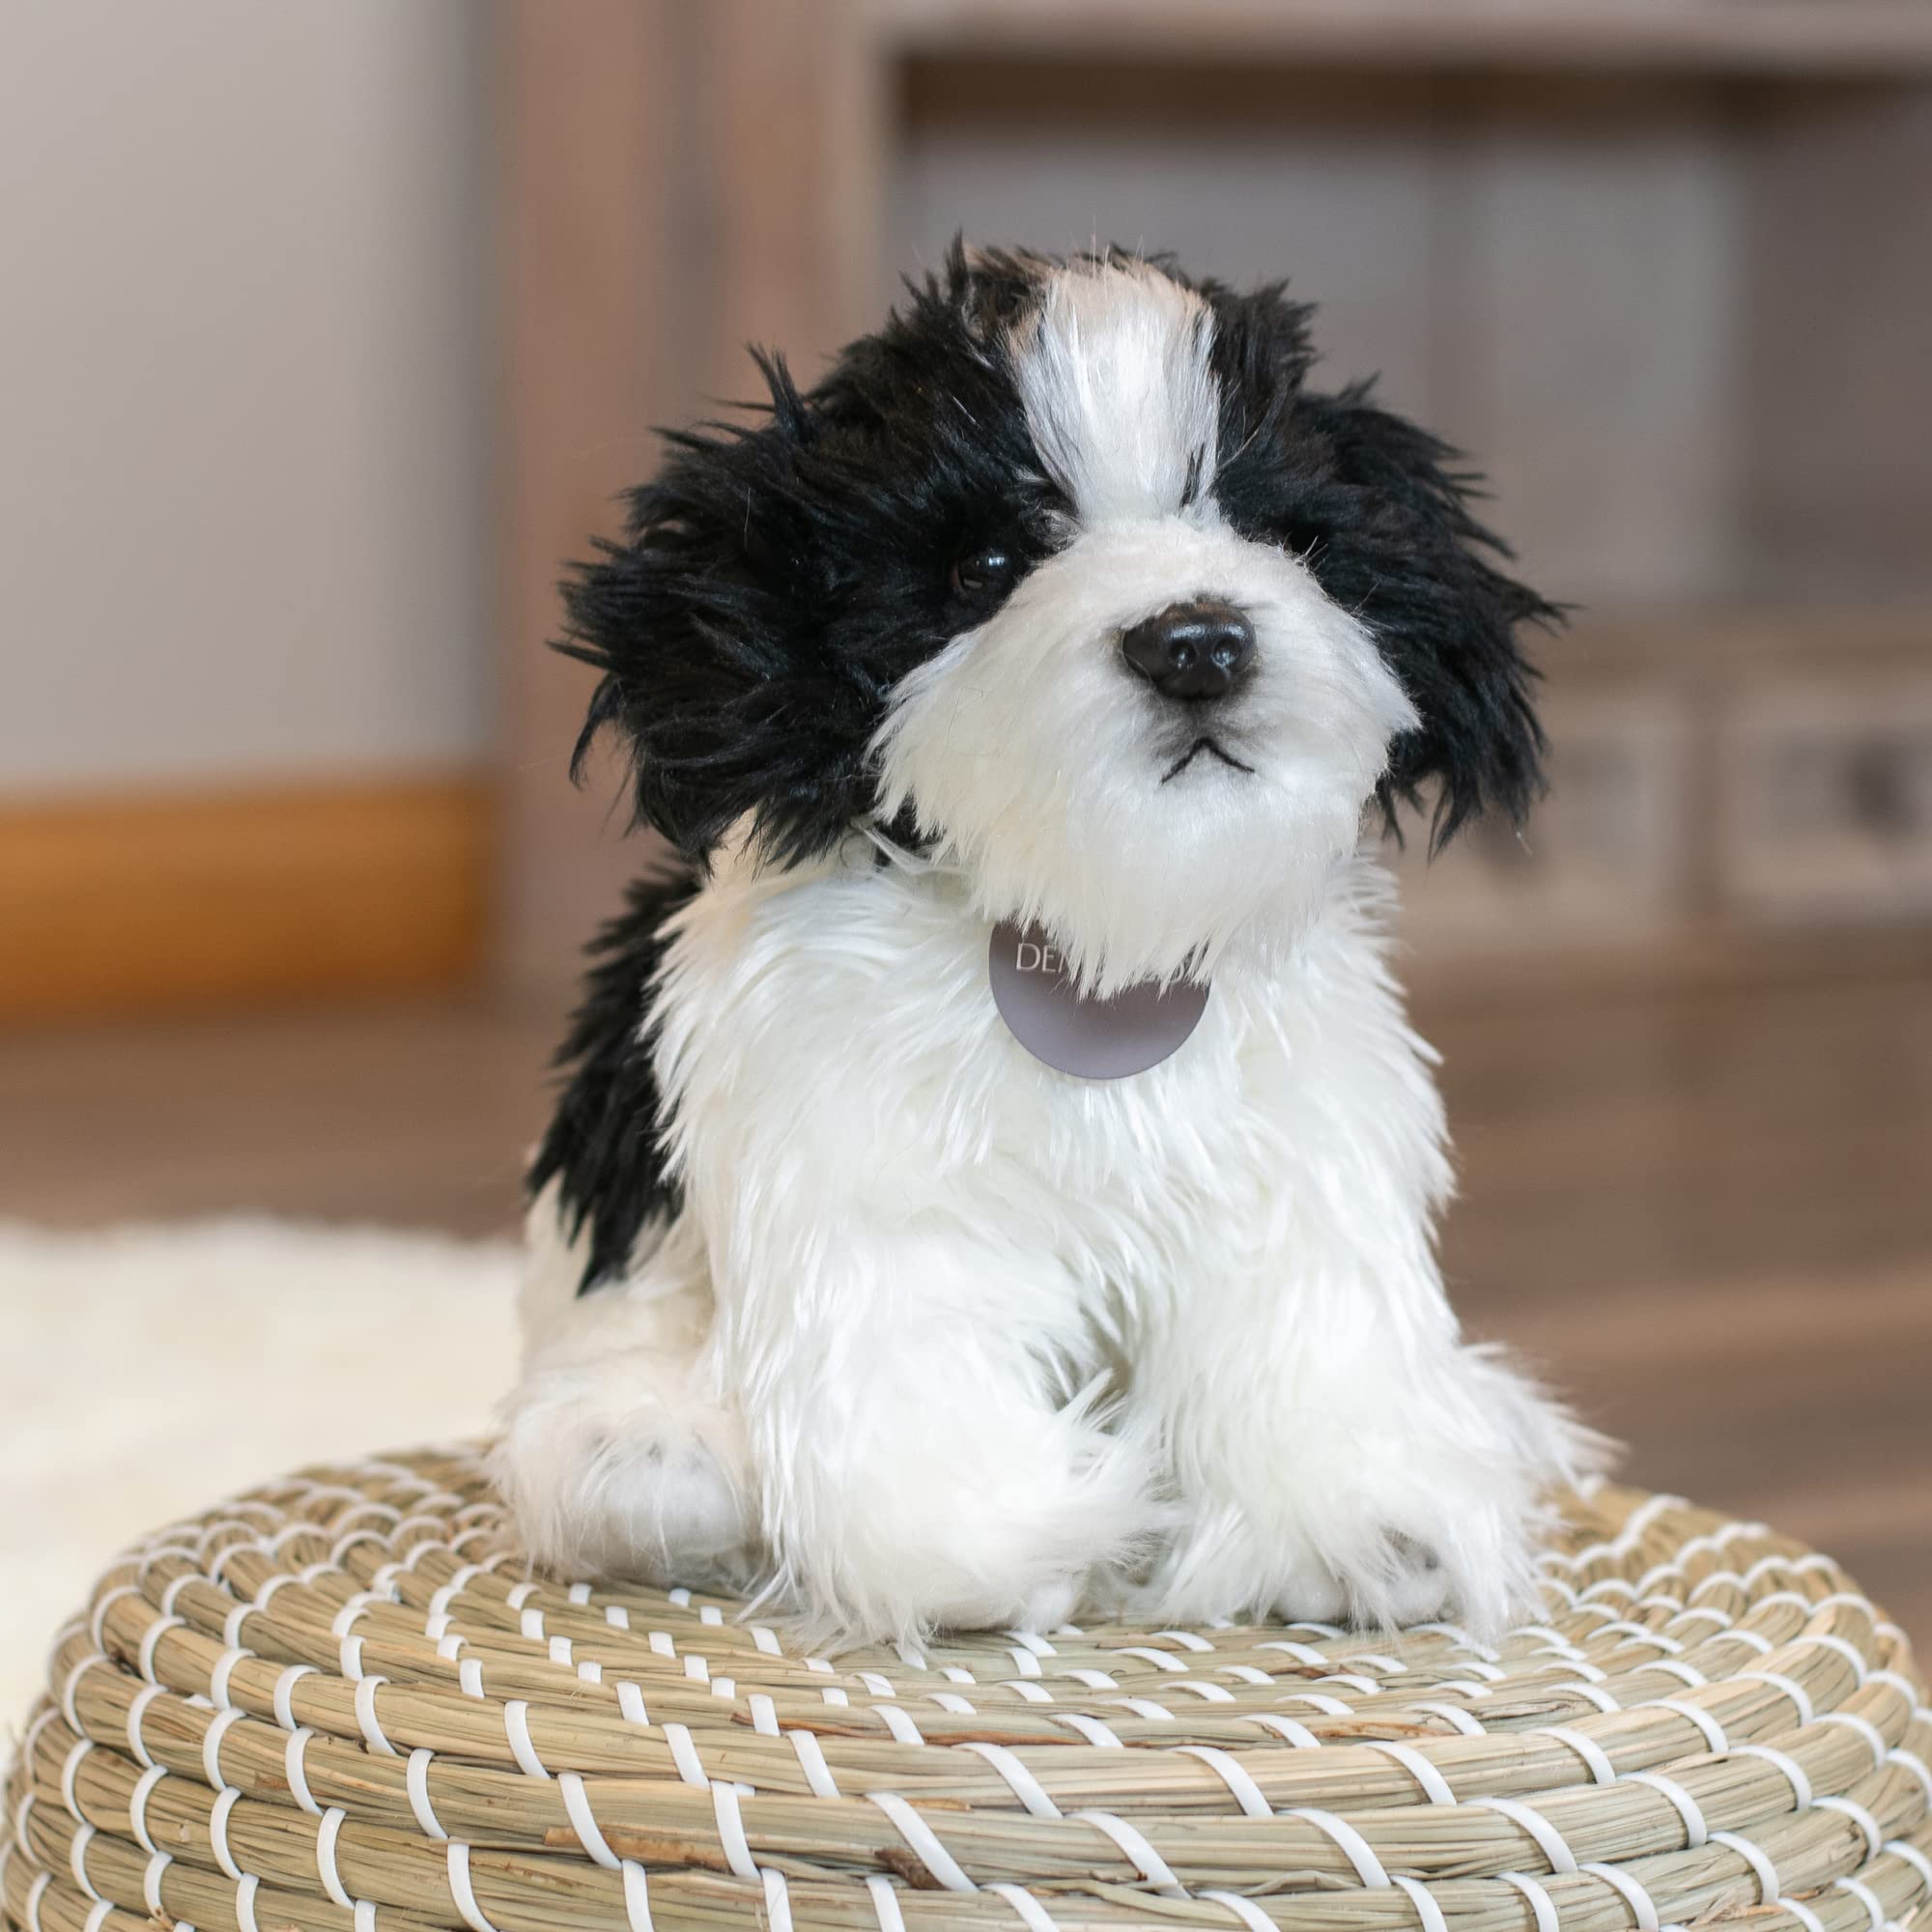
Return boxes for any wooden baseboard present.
[0,775,489,1023]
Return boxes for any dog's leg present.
[492,1185,754,1587]
[1128,1283,1602,1638]
[718,1218,1151,1643]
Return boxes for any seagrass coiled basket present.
[6,1445,1929,1932]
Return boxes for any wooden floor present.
[2,971,1926,1640]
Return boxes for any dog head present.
[564,244,1553,989]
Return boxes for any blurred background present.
[2,0,1928,1696]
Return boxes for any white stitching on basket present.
[868,1792,978,1891]
[128,1766,166,1856]
[959,1742,1062,1818]
[272,1662,316,1730]
[1534,1725,1616,1787]
[762,1867,794,1932]
[1886,1839,1932,1892]
[316,1807,353,1909]
[877,1706,926,1746]
[137,1616,184,1685]
[558,1771,619,1869]
[58,1740,92,1823]
[1392,1873,1450,1932]
[987,1881,1065,1932]
[620,1859,654,1932]
[1202,1891,1274,1932]
[1623,1770,1709,1847]
[1176,1744,1272,1817]
[867,1872,908,1932]
[142,1849,171,1917]
[446,1842,498,1932]
[1469,1797,1578,1875]
[202,1706,242,1790]
[56,1662,99,1739]
[407,1747,447,1840]
[1280,1807,1388,1888]
[502,1699,550,1779]
[789,1730,842,1798]
[88,1588,138,1652]
[1817,1712,1887,1769]
[663,1720,707,1786]
[209,1644,252,1710]
[1076,1808,1188,1895]
[1580,1858,1661,1930]
[1778,1895,1827,1932]
[1710,1827,1779,1901]
[354,1675,397,1755]
[69,1821,99,1899]
[710,1780,758,1880]
[1366,1742,1457,1806]
[1833,1876,1886,1932]
[208,1788,242,1882]
[1498,1869,1559,1932]
[1729,1744,1813,1811]
[1796,1634,1871,1683]
[1814,1797,1884,1863]
[1739,1671,1817,1726]
[1053,1712,1124,1747]
[1408,1701,1486,1736]
[284,1727,321,1815]
[1645,1695,1728,1754]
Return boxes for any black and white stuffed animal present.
[494,244,1604,1643]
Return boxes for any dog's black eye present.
[949,544,1020,604]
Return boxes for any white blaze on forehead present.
[1009,259,1219,525]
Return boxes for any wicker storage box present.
[6,1445,1927,1932]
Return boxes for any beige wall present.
[0,0,487,796]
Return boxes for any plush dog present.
[494,244,1604,1643]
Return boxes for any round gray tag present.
[988,920,1209,1080]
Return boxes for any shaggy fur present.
[497,243,1604,1643]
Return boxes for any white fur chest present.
[652,838,1454,1343]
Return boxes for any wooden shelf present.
[878,0,1932,75]
[1556,595,1932,683]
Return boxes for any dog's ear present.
[557,354,874,866]
[1295,383,1557,850]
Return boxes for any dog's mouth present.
[1159,736,1257,784]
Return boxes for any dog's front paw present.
[1289,1425,1560,1637]
[1139,1480,1539,1637]
[1139,1344,1602,1638]
[1306,1523,1482,1633]
[492,1359,755,1588]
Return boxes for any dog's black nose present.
[1120,599,1256,700]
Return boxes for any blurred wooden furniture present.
[0,778,486,1024]
[496,0,1932,995]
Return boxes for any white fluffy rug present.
[0,1218,518,1728]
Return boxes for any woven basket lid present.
[5,1445,1928,1932]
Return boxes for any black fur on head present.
[557,241,1555,868]
[558,246,1062,867]
[1203,280,1556,847]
